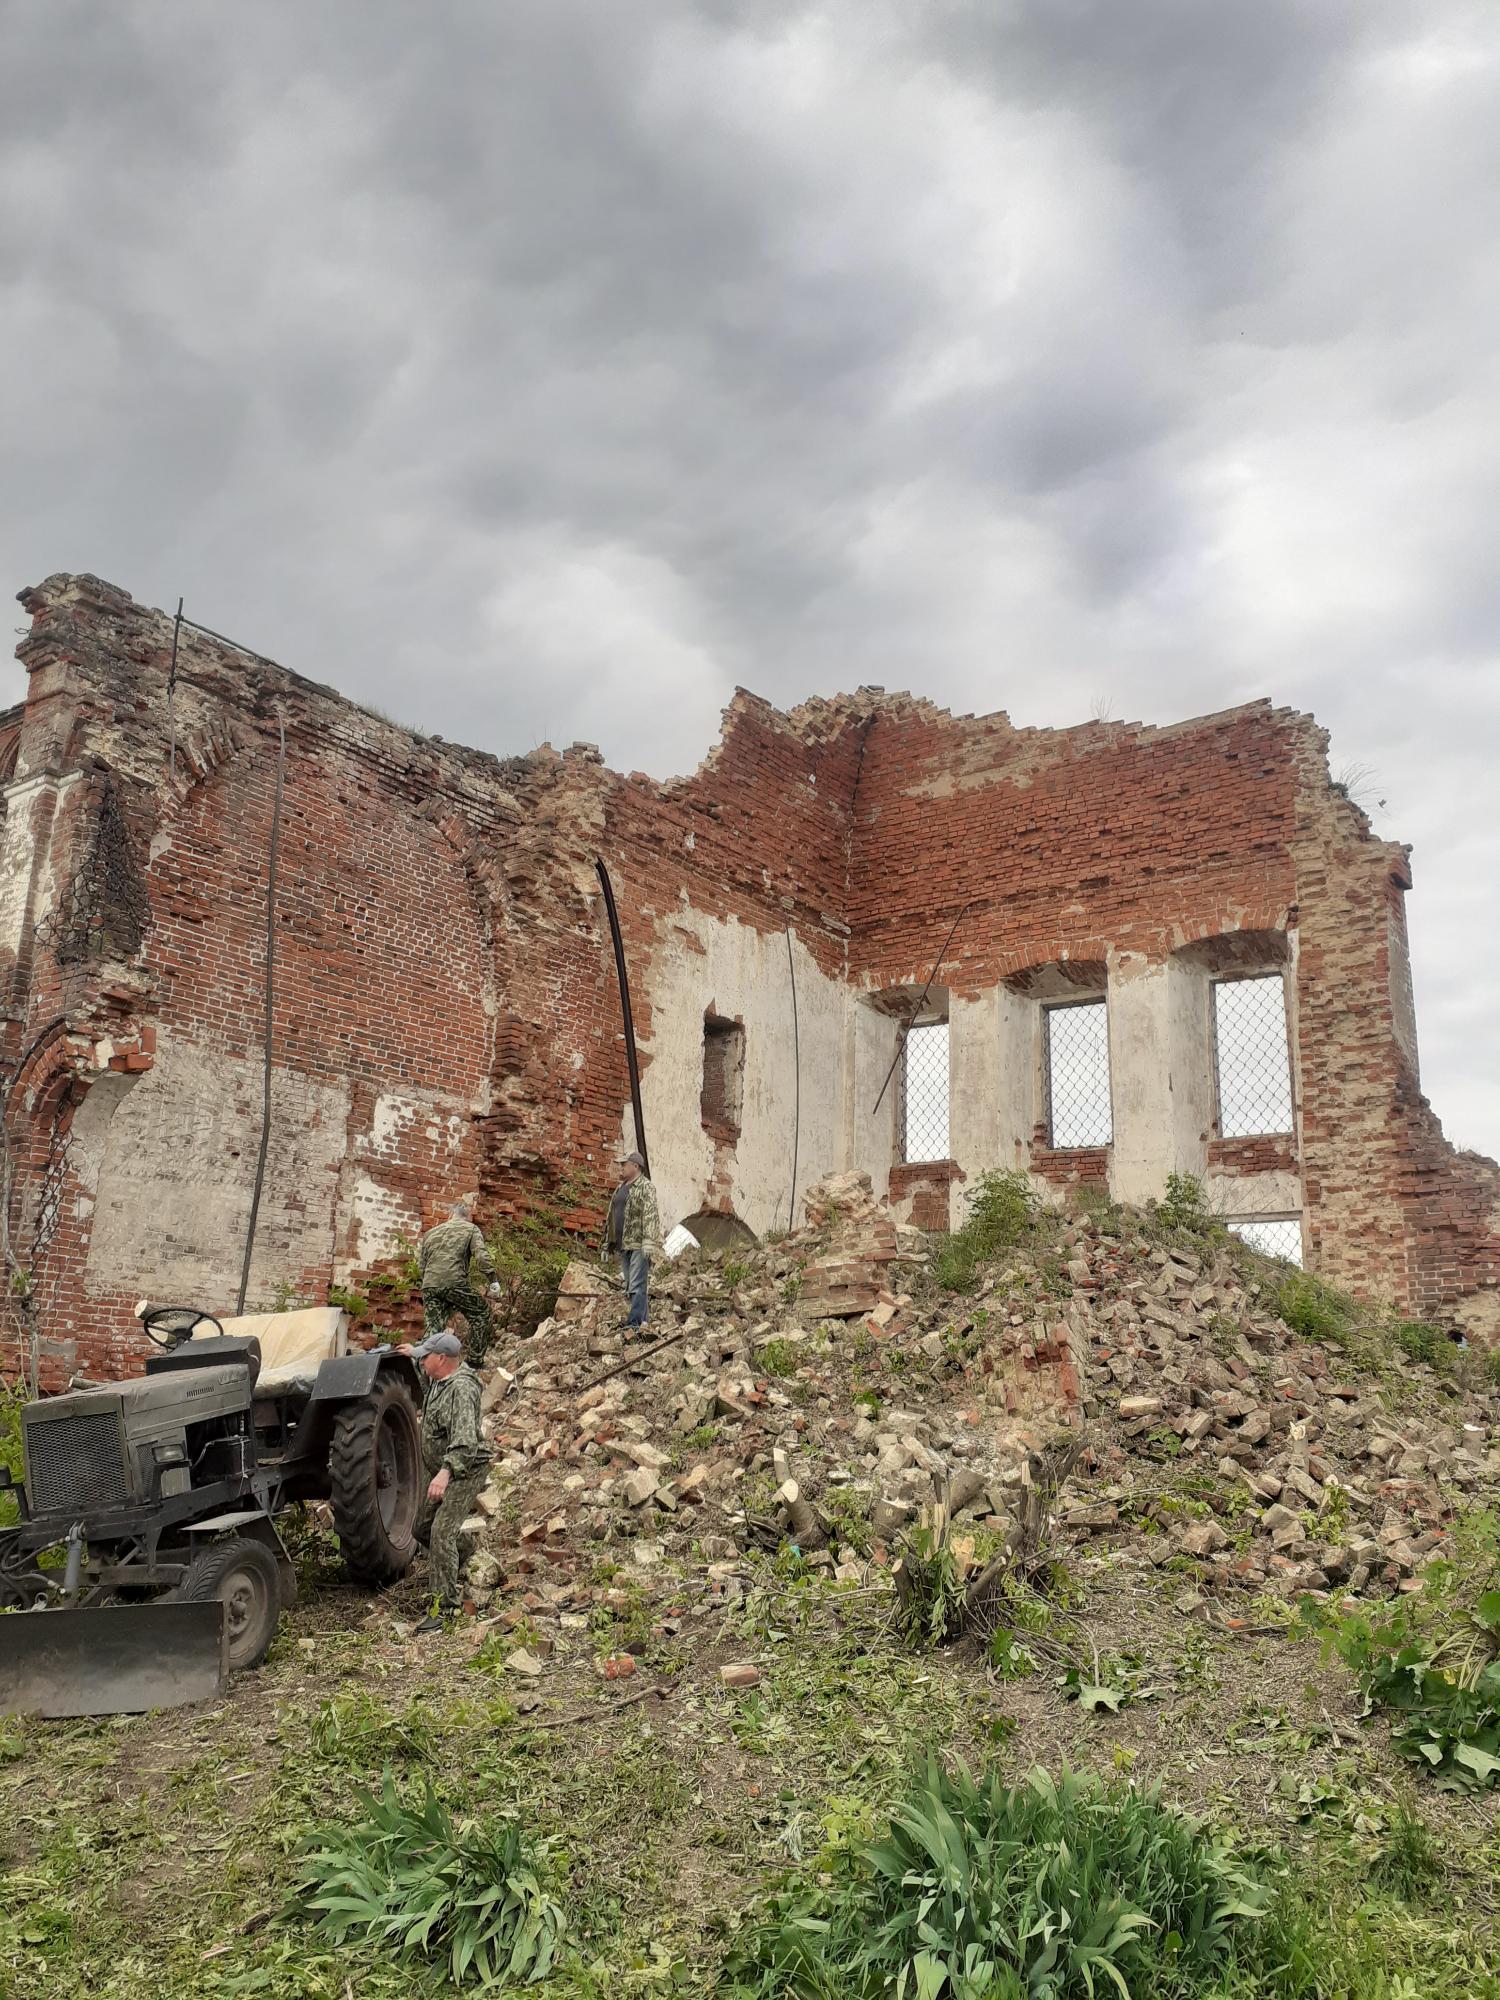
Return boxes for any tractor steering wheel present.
[140,1304,224,1350]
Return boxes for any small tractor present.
[0,1301,425,1715]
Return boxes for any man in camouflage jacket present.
[418,1201,498,1364]
[606,1151,660,1333]
[402,1328,489,1628]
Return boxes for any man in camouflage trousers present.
[607,1150,661,1333]
[418,1201,499,1364]
[401,1328,489,1631]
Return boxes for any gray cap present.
[623,1150,646,1169]
[410,1329,463,1359]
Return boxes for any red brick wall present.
[4,578,1496,1385]
[845,700,1299,992]
[1207,1135,1299,1176]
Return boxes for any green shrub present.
[1275,1270,1361,1346]
[1392,1320,1452,1371]
[728,1759,1276,1999]
[309,1690,434,1765]
[1153,1171,1225,1240]
[756,1337,800,1379]
[485,1172,594,1343]
[934,1169,1040,1294]
[326,1283,369,1320]
[296,1772,566,1987]
[0,1388,21,1529]
[1315,1589,1500,1789]
[821,1484,873,1558]
[893,1525,966,1648]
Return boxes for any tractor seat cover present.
[195,1307,348,1393]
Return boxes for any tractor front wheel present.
[328,1374,423,1585]
[178,1536,282,1672]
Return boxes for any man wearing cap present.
[605,1151,660,1334]
[418,1201,500,1366]
[403,1328,488,1631]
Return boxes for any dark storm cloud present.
[1,0,1496,1151]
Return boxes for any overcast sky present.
[2,2,1497,1160]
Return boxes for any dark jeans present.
[620,1249,650,1328]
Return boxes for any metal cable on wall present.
[785,925,800,1229]
[236,716,286,1314]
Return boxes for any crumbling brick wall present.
[2,573,1495,1384]
[0,581,866,1381]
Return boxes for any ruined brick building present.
[3,573,1497,1383]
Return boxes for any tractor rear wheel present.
[178,1536,282,1672]
[328,1374,423,1584]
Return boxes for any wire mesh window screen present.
[901,1021,950,1163]
[1228,1217,1303,1266]
[1045,1001,1113,1148]
[1214,976,1293,1136]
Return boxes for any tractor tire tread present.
[177,1535,281,1672]
[329,1377,421,1585]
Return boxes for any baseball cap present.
[409,1329,463,1359]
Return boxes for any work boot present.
[413,1614,445,1636]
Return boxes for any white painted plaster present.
[83,1033,350,1309]
[628,910,850,1237]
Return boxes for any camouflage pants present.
[423,1284,494,1365]
[416,1472,486,1610]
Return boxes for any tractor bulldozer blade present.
[0,1603,228,1718]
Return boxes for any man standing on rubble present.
[418,1200,499,1365]
[605,1150,660,1334]
[402,1328,488,1632]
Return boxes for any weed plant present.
[933,1169,1041,1293]
[0,1388,21,1527]
[485,1171,596,1343]
[296,1772,566,1987]
[1307,1562,1500,1789]
[728,1759,1283,1999]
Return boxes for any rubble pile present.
[441,1173,1500,1672]
[1068,1231,1500,1597]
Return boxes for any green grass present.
[1270,1268,1457,1378]
[10,1490,1500,1998]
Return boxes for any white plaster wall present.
[949,990,1003,1185]
[621,911,1311,1242]
[1107,953,1173,1204]
[947,986,1034,1224]
[627,910,849,1238]
[1165,955,1214,1170]
[848,998,904,1202]
[1203,1167,1303,1218]
[81,1033,349,1309]
[0,771,75,975]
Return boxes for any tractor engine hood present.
[22,1360,256,1520]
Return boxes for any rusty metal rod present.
[871,899,973,1118]
[595,858,649,1178]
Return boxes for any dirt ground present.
[7,1521,1500,1999]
